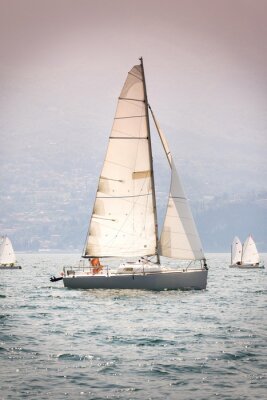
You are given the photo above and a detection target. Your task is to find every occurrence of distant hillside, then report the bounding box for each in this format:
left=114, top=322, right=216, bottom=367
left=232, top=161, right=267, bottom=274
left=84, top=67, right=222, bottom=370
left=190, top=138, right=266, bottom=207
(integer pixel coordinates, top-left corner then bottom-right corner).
left=1, top=183, right=266, bottom=253
left=194, top=194, right=267, bottom=252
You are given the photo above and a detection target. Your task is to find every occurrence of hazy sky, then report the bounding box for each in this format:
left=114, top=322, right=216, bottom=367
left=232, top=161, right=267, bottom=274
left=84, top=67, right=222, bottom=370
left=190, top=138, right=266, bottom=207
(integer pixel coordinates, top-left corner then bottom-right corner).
left=1, top=0, right=267, bottom=195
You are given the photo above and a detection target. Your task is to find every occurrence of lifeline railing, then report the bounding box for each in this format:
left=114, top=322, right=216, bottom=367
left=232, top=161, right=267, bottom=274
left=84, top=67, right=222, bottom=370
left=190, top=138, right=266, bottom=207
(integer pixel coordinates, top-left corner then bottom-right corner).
left=63, top=264, right=110, bottom=276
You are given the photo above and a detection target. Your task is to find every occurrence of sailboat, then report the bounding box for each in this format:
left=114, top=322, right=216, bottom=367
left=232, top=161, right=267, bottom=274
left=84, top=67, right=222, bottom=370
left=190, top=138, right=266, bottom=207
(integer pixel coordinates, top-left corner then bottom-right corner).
left=57, top=58, right=208, bottom=290
left=0, top=236, right=21, bottom=269
left=229, top=235, right=264, bottom=269
left=229, top=236, right=242, bottom=267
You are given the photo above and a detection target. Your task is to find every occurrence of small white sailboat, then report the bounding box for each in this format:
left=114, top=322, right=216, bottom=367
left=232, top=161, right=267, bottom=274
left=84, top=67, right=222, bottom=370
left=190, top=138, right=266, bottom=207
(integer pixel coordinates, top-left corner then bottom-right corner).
left=0, top=236, right=21, bottom=269
left=229, top=236, right=242, bottom=267
left=229, top=235, right=264, bottom=269
left=55, top=58, right=208, bottom=290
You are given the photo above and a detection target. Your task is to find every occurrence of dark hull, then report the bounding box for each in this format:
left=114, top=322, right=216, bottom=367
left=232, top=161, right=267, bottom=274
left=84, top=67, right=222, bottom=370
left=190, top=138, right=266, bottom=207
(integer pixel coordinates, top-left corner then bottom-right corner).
left=63, top=269, right=208, bottom=290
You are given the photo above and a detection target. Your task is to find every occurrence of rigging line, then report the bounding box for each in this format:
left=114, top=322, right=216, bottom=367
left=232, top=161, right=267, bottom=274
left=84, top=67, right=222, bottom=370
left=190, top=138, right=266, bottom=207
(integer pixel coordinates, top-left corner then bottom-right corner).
left=114, top=115, right=146, bottom=119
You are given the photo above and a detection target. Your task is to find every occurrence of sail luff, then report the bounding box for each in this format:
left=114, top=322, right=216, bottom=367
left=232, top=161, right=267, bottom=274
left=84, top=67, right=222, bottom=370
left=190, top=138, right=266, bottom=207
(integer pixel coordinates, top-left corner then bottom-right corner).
left=139, top=57, right=160, bottom=265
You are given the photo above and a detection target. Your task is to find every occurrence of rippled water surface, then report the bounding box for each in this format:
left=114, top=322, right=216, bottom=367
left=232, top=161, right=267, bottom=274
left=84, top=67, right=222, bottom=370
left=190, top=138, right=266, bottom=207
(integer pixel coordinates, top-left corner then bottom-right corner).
left=0, top=253, right=266, bottom=399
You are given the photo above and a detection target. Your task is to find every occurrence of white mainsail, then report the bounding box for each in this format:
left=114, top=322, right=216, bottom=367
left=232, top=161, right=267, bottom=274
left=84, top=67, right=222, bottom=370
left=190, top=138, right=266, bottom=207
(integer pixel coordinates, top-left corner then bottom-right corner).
left=0, top=237, right=16, bottom=265
left=150, top=110, right=204, bottom=261
left=84, top=65, right=157, bottom=258
left=242, top=235, right=260, bottom=265
left=231, top=236, right=242, bottom=264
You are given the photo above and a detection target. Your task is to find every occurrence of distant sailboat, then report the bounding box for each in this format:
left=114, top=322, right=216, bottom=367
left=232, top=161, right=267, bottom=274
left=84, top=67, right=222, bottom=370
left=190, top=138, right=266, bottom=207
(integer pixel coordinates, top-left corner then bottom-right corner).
left=229, top=235, right=264, bottom=269
left=54, top=58, right=208, bottom=290
left=230, top=236, right=242, bottom=266
left=0, top=236, right=21, bottom=269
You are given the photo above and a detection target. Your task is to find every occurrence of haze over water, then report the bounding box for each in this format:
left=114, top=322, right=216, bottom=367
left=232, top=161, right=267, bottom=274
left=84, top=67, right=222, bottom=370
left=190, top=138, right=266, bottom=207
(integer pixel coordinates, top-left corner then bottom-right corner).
left=1, top=1, right=267, bottom=253
left=0, top=253, right=266, bottom=399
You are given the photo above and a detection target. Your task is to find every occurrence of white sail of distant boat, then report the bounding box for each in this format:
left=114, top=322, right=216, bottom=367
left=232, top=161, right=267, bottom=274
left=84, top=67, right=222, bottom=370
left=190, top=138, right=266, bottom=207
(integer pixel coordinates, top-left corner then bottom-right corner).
left=242, top=235, right=260, bottom=265
left=52, top=58, right=208, bottom=290
left=230, top=236, right=242, bottom=265
left=229, top=235, right=264, bottom=269
left=0, top=236, right=21, bottom=269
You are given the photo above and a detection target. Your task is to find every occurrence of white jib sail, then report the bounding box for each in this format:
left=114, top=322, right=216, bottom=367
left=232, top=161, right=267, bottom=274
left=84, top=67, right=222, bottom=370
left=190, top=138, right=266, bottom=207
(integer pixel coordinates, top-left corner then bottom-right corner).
left=0, top=237, right=16, bottom=265
left=242, top=235, right=260, bottom=264
left=160, top=163, right=205, bottom=260
left=231, top=236, right=242, bottom=264
left=152, top=113, right=204, bottom=260
left=84, top=65, right=157, bottom=258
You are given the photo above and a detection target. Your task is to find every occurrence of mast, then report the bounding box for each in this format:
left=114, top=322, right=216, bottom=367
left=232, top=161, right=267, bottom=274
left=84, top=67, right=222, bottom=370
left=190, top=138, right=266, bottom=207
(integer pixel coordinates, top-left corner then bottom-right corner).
left=139, top=57, right=160, bottom=264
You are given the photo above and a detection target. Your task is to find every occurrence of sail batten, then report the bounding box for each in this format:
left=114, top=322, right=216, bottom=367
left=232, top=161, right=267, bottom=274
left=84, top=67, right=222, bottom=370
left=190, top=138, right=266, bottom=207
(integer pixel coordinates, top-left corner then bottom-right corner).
left=96, top=193, right=151, bottom=199
left=114, top=115, right=146, bottom=120
left=110, top=137, right=148, bottom=139
left=119, top=97, right=144, bottom=102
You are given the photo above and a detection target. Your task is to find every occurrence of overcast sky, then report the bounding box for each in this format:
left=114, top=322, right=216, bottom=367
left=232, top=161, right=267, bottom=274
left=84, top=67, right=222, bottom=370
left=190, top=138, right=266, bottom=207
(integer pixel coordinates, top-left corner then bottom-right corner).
left=1, top=0, right=267, bottom=195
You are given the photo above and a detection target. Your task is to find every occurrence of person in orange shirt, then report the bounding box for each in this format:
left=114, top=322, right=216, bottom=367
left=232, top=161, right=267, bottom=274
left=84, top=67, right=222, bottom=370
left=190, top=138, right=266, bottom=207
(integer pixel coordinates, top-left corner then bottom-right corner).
left=90, top=258, right=103, bottom=274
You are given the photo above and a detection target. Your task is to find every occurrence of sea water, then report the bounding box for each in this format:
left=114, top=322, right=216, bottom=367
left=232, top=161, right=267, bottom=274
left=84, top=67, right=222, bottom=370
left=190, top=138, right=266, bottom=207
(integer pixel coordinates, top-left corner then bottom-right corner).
left=0, top=253, right=266, bottom=400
